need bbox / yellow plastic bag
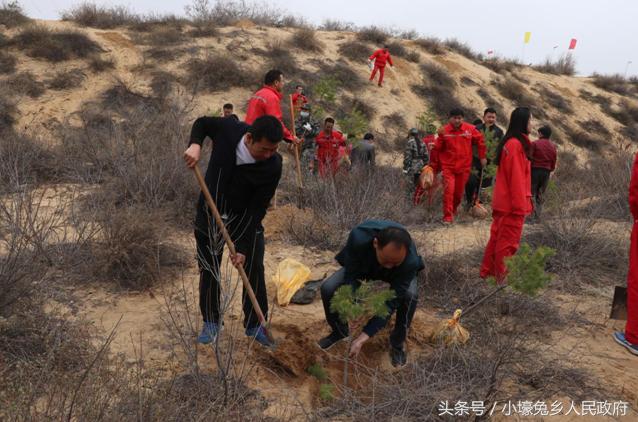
[273,258,311,306]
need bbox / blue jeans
[320,268,418,349]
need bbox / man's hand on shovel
[184,144,201,168]
[230,253,246,269]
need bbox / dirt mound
[267,323,318,377]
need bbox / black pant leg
[320,268,350,337]
[389,278,419,349]
[195,230,223,323]
[242,228,268,329]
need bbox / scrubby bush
[414,37,445,55]
[419,61,455,88]
[0,0,30,28]
[494,78,535,106]
[338,39,371,62]
[0,51,17,74]
[11,24,102,62]
[591,73,633,95]
[47,69,86,90]
[88,55,115,72]
[537,86,573,113]
[444,38,480,60]
[482,57,521,73]
[289,27,324,52]
[185,54,258,92]
[533,54,576,76]
[7,71,45,98]
[356,26,389,44]
[61,3,138,28]
[320,19,355,32]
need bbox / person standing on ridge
[369,46,394,87]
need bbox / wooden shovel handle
[289,95,304,189]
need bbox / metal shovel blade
[610,286,628,320]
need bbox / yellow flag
[524,32,531,44]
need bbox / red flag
[568,38,577,50]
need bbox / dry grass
[533,54,576,76]
[444,38,480,60]
[591,73,634,96]
[0,1,30,28]
[338,39,371,62]
[414,37,445,55]
[289,27,324,52]
[62,3,138,28]
[0,51,17,74]
[47,69,86,90]
[356,26,389,44]
[185,54,258,93]
[88,55,115,72]
[7,71,45,98]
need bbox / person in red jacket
[480,107,534,284]
[430,108,486,223]
[291,85,308,113]
[245,69,299,143]
[613,152,638,356]
[315,117,346,177]
[369,46,394,87]
[530,125,557,221]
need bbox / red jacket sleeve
[503,141,531,215]
[629,153,638,220]
[472,127,486,160]
[387,53,393,67]
[369,50,379,61]
[550,144,557,171]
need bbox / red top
[245,85,293,140]
[431,122,486,173]
[630,153,638,220]
[531,138,557,171]
[316,130,345,159]
[492,137,533,215]
[291,92,308,108]
[369,49,393,67]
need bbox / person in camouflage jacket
[295,104,320,173]
[403,128,429,194]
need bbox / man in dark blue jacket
[318,220,424,367]
[183,115,283,348]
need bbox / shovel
[192,166,275,344]
[610,286,628,320]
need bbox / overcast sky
[19,0,638,77]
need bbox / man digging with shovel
[317,221,425,367]
[184,115,284,348]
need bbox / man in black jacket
[318,220,424,367]
[183,115,283,347]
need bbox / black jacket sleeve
[233,156,283,255]
[189,116,224,146]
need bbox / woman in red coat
[480,107,533,284]
[613,152,638,355]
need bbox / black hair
[449,108,464,117]
[472,118,483,126]
[364,133,374,140]
[376,226,412,250]
[223,103,233,110]
[324,117,335,124]
[264,69,283,86]
[495,107,532,165]
[229,114,239,121]
[249,115,284,144]
[484,107,497,116]
[538,125,552,138]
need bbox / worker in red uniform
[613,152,638,356]
[291,85,308,113]
[315,117,346,177]
[414,125,439,205]
[430,109,486,223]
[245,69,298,143]
[369,46,394,87]
[480,107,533,284]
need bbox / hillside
[2,8,638,422]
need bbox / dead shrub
[482,57,521,73]
[61,3,138,28]
[289,27,324,52]
[533,54,576,76]
[383,112,406,131]
[47,69,86,90]
[319,60,365,91]
[578,119,611,137]
[185,54,258,93]
[537,86,573,113]
[565,128,604,153]
[149,70,179,98]
[0,51,17,74]
[0,88,17,130]
[0,130,56,191]
[591,73,633,95]
[11,24,102,62]
[494,78,535,106]
[188,22,218,38]
[145,46,191,62]
[460,76,477,86]
[414,37,445,55]
[444,38,480,60]
[320,19,355,31]
[134,27,186,46]
[356,26,389,44]
[88,55,115,72]
[579,89,610,107]
[7,71,45,98]
[338,39,371,62]
[341,97,376,120]
[419,61,455,89]
[0,1,30,28]
[128,14,188,32]
[285,165,428,249]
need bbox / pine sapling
[330,281,395,385]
